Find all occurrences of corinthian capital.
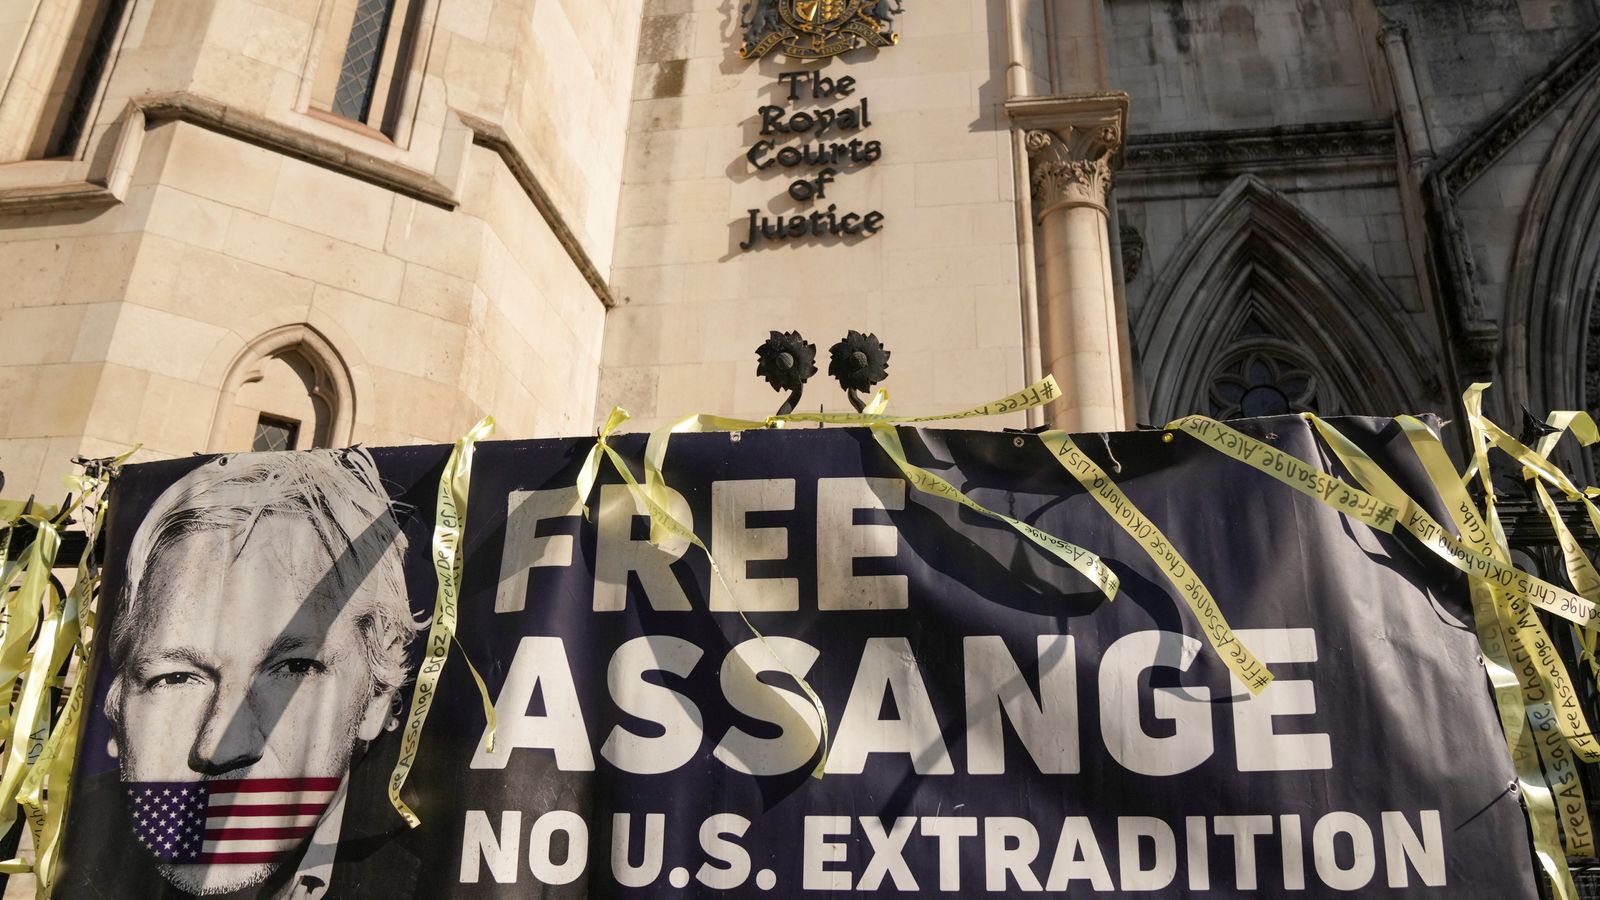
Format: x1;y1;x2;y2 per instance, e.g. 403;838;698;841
1005;92;1129;220
1024;127;1119;216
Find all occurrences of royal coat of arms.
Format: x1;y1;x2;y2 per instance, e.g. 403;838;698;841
738;0;902;59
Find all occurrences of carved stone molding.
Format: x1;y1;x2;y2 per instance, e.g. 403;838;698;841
1119;223;1144;281
1005;92;1128;220
1377;18;1408;44
1122;120;1395;175
1425;26;1600;382
1439;28;1600;195
0;93;618;309
1136;175;1441;421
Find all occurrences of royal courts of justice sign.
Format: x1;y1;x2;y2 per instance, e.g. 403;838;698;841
54;418;1537;898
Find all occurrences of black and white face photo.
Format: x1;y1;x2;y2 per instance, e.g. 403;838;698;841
105;451;416;896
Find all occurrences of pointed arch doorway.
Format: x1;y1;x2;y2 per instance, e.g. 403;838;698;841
1133;176;1437;424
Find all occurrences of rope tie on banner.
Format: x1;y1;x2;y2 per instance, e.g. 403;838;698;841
389;417;499;829
0;448;135;898
1040;432;1271;694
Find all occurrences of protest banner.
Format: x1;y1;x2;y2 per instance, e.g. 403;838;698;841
52;416;1537;898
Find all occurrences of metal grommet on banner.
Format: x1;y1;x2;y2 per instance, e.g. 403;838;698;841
1012;436;1025;448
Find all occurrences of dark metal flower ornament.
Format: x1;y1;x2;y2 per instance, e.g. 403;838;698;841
755;330;817;416
828;330;890;411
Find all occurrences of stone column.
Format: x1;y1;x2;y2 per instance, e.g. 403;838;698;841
1377;21;1435;166
1007;94;1130;431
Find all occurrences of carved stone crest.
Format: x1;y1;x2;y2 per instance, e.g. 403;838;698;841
739;0;901;60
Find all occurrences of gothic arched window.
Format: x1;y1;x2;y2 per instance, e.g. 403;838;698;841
208;325;355;453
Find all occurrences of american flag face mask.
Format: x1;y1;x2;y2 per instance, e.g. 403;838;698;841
126;778;341;864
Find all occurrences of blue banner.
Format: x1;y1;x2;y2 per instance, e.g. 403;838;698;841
58;417;1537;897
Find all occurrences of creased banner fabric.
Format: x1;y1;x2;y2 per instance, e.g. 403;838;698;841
54;416;1538;898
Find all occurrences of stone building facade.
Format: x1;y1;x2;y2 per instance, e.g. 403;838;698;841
0;0;640;499
3;0;1600;498
1111;0;1600;438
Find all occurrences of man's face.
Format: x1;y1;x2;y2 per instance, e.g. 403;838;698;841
114;514;394;895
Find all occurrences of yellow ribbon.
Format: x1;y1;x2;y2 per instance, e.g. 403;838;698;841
1166;416;1399;531
0;448;136;891
1309;415;1600;770
1396;416;1594;869
1168;407;1590;893
389;418;499;828
637;377;1060;544
1452;391;1592;892
0;514;64;862
613;377;1067;776
579;407;833;778
641;413;768;545
642;376;1079;571
1521;411;1600;675
20;480;107;894
1041;432;1271;694
1455;400;1600;665
1300;416;1600;632
1533;480;1600;672
776;377;1060;425
867;424;1119;602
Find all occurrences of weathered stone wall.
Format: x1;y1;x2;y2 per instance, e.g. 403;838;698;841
0;0;634;500
1379;0;1598;358
1106;0;1600;422
600;0;1030;430
1376;0;1596;154
1107;0;1381;135
5;0;1598;499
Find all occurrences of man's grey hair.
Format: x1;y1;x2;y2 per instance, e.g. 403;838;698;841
105;449;420;722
